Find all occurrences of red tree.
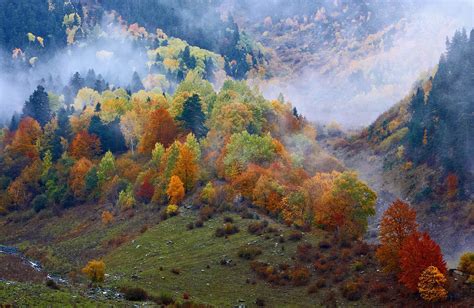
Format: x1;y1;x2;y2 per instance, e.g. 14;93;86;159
136;175;154;203
399;232;447;292
9;117;42;159
69;131;101;159
376;199;418;273
138;108;178;154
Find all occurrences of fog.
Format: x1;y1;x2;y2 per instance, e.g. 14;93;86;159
0;20;149;124
254;0;474;127
0;0;473;128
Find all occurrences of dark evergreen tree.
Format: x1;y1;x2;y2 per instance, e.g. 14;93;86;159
88;115;127;153
177;94;208;139
22;85;51;126
56;107;72;141
181;46;196;70
85;69;97;88
94;74;107;93
69;72;84;96
130;71;144;93
9;112;21;131
203;57;215;82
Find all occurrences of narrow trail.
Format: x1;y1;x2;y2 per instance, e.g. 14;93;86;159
321;140;402;242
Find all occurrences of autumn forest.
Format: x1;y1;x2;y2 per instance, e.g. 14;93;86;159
0;0;472;306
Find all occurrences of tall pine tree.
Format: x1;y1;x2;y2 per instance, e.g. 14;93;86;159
22;85;51;126
177;94;208;139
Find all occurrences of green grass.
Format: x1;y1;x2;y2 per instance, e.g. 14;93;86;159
105;212;327;307
0;281;119;307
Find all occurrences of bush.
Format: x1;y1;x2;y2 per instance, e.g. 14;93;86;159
166;204;179;216
32;194;48;213
120;286;148;301
215;223;239;237
318;240;331;249
316;278;327;288
238;245;262;260
353;242;370;256
290;266;310;286
81;259;105;283
351;261;364;272
368;281;389;294
194;219;204;228
288;231;303;241
297;243;313;262
248;221;268;235
223;216;234;223
314;260;329;274
45;279;60;290
341;280;364;301
458;252;474;284
152;292;174;305
255;298;265;306
199;206;214;220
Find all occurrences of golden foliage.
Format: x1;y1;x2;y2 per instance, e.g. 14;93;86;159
167;175;185;204
81;259;105;283
418;266;447;302
101;210;113;225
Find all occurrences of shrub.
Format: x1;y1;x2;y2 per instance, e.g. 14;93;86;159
290;266;310;286
166;204;179;216
255;298;265;306
296;243;313;262
288;231;303;241
333;266;347;283
368;281;389;294
307;284;318;294
314;260;329;273
341;280;364;301
199;206;214;220
315;278;327;288
152;292;174;305
418;266;448;302
32;194;48;213
81;259;105;283
223;216;234;223
248;221;268;235
220;223;239;235
45;279;59;290
215;228;226;237
458;252;474;284
318;240;331;249
120;286;148;301
101;210;113;225
194;219;204;228
238;245;262;260
217;223;239;237
353;242;370;256
351;261;364;272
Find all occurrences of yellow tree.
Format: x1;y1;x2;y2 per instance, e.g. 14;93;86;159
81;259;105;283
69;158;93;198
173;145;198;191
418;266;448;302
167;175;185;204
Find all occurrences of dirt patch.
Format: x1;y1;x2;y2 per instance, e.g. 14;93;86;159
0;254;46;283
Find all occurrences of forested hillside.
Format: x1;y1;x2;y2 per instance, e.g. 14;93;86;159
364;29;473;201
0;1;473;306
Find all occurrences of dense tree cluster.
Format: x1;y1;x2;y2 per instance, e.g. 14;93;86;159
0;66;377;240
366;29;474;199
